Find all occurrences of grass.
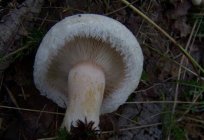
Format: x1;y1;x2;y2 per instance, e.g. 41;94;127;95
162;110;186;140
0;27;44;62
56;128;70;140
121;0;204;75
120;1;204;139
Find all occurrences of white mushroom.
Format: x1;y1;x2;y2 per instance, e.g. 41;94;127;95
33;14;143;131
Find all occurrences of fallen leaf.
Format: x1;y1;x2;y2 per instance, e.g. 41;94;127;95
166;0;191;19
173;17;191;37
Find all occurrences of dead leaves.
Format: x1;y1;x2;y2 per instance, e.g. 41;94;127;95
173;17;191;37
165;0;192;37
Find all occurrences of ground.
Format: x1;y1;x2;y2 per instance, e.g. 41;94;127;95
0;0;204;140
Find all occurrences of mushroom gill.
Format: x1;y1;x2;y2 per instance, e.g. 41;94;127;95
46;37;125;99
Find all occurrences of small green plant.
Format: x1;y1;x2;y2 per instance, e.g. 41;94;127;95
176;80;204;108
56;128;71;140
0;28;45;62
162;79;204;140
177;80;204;116
15;28;45;60
162;108;186;140
171;121;186;140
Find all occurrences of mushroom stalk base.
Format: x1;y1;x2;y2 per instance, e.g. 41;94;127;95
62;62;105;131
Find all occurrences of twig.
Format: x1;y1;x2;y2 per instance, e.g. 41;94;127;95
125;101;204;104
0;45;28;62
1;101;202;117
38;12;49;30
120;0;204;74
20;86;27;100
36;104;47;128
4;85;20;108
41;6;86;13
37;138;56;140
105;0;138;16
23;16;58;22
183;116;204;124
172;14;199;116
133;83;164;93
143;44;198;77
182;18;202;79
136;0;153;37
114;113;140;125
101;122;162;134
0;105;64;115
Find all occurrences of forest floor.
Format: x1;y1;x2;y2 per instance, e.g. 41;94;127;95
0;0;204;140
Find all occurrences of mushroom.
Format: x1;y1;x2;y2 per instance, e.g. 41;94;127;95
33;14;143;131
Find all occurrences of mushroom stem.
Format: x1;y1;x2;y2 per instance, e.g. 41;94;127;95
62;62;105;131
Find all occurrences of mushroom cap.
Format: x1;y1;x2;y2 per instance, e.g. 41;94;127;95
34;14;143;114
